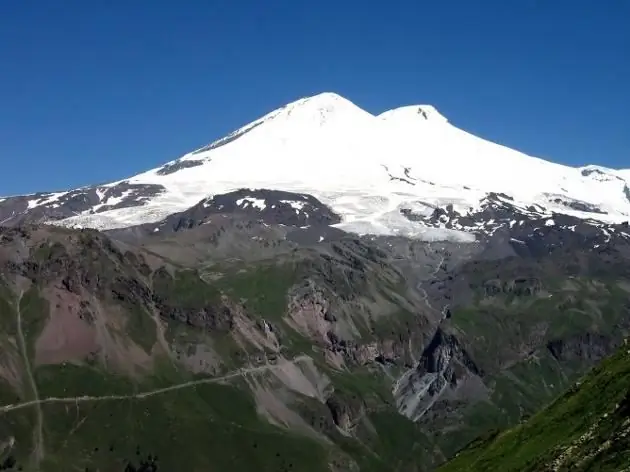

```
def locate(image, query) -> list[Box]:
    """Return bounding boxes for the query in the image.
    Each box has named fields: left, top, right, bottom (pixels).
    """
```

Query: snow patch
left=280, top=199, right=306, bottom=210
left=90, top=189, right=134, bottom=213
left=236, top=197, right=267, bottom=210
left=27, top=192, right=66, bottom=209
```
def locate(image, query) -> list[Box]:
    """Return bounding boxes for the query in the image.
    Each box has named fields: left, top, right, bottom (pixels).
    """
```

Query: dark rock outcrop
left=0, top=182, right=166, bottom=226
left=156, top=159, right=204, bottom=176
left=546, top=333, right=617, bottom=363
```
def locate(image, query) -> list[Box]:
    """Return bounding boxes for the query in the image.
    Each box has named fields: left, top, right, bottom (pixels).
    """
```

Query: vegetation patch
left=34, top=363, right=136, bottom=398
left=439, top=345, right=630, bottom=472
left=33, top=382, right=331, bottom=472
left=124, top=304, right=158, bottom=354
left=213, top=263, right=300, bottom=320
left=18, top=286, right=49, bottom=359
left=0, top=279, right=16, bottom=336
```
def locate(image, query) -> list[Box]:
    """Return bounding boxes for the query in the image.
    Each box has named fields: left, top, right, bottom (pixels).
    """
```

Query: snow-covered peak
left=285, top=92, right=364, bottom=114
left=274, top=91, right=375, bottom=128
left=11, top=91, right=630, bottom=239
left=379, top=105, right=448, bottom=124
left=186, top=92, right=373, bottom=158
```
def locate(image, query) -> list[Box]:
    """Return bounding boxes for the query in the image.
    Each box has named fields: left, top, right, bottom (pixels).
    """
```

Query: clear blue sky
left=1, top=0, right=628, bottom=195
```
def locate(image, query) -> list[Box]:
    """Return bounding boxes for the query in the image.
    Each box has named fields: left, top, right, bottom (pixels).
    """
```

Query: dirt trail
left=416, top=252, right=446, bottom=316
left=410, top=247, right=452, bottom=323
left=16, top=290, right=45, bottom=465
left=0, top=354, right=310, bottom=415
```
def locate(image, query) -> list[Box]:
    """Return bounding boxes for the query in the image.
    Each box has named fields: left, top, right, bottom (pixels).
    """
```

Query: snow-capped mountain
left=2, top=92, right=630, bottom=240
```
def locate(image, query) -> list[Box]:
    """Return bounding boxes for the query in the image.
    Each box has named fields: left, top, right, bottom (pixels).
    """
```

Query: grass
left=327, top=366, right=393, bottom=404
left=1, top=361, right=335, bottom=472
left=164, top=313, right=246, bottom=373
left=0, top=405, right=36, bottom=468
left=436, top=339, right=563, bottom=452
left=34, top=363, right=137, bottom=398
left=153, top=268, right=222, bottom=312
left=435, top=400, right=509, bottom=460
left=486, top=352, right=574, bottom=424
left=434, top=274, right=630, bottom=466
left=35, top=381, right=331, bottom=472
left=0, top=279, right=16, bottom=336
left=371, top=309, right=418, bottom=341
left=124, top=304, right=158, bottom=354
left=32, top=241, right=67, bottom=263
left=204, top=262, right=325, bottom=361
left=365, top=410, right=435, bottom=471
left=450, top=276, right=628, bottom=372
left=18, top=286, right=49, bottom=360
left=292, top=366, right=436, bottom=472
left=0, top=377, right=21, bottom=406
left=439, top=344, right=630, bottom=472
left=213, top=263, right=299, bottom=320
left=319, top=362, right=440, bottom=471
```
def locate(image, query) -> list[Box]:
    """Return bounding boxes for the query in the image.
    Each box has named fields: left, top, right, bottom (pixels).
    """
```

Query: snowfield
left=15, top=92, right=630, bottom=239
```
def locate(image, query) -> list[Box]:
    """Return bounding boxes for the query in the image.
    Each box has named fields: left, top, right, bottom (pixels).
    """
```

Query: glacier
left=8, top=92, right=630, bottom=239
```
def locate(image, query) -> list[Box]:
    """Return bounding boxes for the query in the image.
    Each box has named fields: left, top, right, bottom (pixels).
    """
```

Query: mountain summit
left=2, top=92, right=629, bottom=236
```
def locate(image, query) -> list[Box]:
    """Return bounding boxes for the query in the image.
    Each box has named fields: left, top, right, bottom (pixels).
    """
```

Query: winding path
left=0, top=354, right=310, bottom=415
left=15, top=290, right=45, bottom=465
left=416, top=251, right=448, bottom=318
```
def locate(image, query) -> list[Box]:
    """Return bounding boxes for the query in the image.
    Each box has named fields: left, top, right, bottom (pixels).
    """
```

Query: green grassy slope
left=438, top=341, right=630, bottom=472
left=0, top=359, right=442, bottom=472
left=0, top=367, right=331, bottom=472
left=426, top=266, right=630, bottom=459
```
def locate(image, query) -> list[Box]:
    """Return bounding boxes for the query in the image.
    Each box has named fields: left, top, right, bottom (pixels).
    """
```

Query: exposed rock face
left=155, top=159, right=204, bottom=176
left=187, top=188, right=341, bottom=228
left=105, top=188, right=341, bottom=241
left=546, top=333, right=618, bottom=363
left=151, top=267, right=234, bottom=333
left=482, top=277, right=543, bottom=297
left=394, top=328, right=481, bottom=422
left=191, top=121, right=264, bottom=154
left=325, top=393, right=365, bottom=431
left=400, top=192, right=630, bottom=258
left=286, top=283, right=334, bottom=344
left=548, top=196, right=607, bottom=214
left=0, top=182, right=165, bottom=226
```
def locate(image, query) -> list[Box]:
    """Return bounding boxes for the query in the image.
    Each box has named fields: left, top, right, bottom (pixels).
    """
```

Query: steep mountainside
left=1, top=186, right=630, bottom=470
left=0, top=221, right=449, bottom=471
left=438, top=342, right=630, bottom=472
